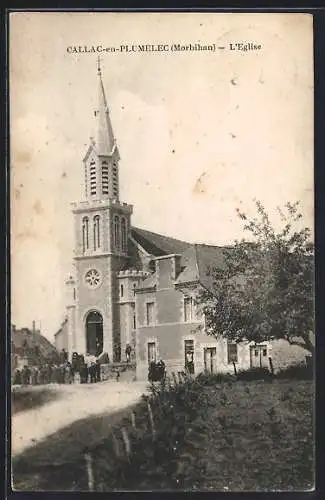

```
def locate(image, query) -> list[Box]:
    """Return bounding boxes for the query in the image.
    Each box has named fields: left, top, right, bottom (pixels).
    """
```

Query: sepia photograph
left=10, top=12, right=314, bottom=491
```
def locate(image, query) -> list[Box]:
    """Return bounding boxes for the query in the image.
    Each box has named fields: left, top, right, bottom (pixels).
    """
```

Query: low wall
left=269, top=340, right=310, bottom=372
left=100, top=362, right=136, bottom=381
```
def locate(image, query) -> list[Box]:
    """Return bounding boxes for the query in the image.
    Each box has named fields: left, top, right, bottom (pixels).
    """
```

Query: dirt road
left=12, top=380, right=149, bottom=457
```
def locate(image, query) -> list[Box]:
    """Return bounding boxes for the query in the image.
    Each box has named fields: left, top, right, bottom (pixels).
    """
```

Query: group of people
left=13, top=351, right=102, bottom=386
left=12, top=344, right=136, bottom=386
left=13, top=362, right=75, bottom=386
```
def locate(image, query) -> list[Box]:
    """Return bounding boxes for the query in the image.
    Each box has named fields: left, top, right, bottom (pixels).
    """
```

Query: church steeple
left=83, top=58, right=120, bottom=201
left=96, top=57, right=117, bottom=157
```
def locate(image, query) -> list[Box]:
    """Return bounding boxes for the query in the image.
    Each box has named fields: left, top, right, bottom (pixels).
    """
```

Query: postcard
left=10, top=12, right=314, bottom=492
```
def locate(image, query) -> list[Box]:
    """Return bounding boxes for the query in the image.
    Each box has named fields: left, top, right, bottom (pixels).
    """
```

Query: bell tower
left=68, top=59, right=133, bottom=362
left=84, top=58, right=120, bottom=202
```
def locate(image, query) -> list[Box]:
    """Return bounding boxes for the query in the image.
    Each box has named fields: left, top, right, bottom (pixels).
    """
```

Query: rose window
left=85, top=269, right=101, bottom=288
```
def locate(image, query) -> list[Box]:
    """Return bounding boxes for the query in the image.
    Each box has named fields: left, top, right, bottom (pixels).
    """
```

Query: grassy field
left=12, top=377, right=314, bottom=492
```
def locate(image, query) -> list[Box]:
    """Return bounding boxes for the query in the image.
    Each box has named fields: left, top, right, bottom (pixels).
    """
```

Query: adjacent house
left=135, top=247, right=269, bottom=380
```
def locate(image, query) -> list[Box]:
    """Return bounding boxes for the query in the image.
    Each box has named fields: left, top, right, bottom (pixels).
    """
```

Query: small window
left=184, top=297, right=193, bottom=322
left=147, top=342, right=156, bottom=363
left=255, top=349, right=259, bottom=357
left=114, top=215, right=120, bottom=248
left=93, top=215, right=100, bottom=250
left=121, top=217, right=127, bottom=252
left=184, top=340, right=195, bottom=374
left=120, top=284, right=124, bottom=297
left=263, top=348, right=267, bottom=357
left=146, top=302, right=155, bottom=326
left=227, top=342, right=238, bottom=364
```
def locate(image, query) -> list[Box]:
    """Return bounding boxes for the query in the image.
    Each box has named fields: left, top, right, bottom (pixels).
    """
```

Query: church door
left=86, top=311, right=103, bottom=356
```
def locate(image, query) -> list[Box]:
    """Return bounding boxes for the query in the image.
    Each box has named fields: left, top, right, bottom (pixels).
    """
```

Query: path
left=12, top=380, right=149, bottom=457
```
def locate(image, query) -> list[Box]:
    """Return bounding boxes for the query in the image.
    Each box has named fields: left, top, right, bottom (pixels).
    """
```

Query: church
left=57, top=63, right=272, bottom=380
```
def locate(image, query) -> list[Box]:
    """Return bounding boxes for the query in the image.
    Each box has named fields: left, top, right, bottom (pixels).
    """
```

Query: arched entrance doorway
left=85, top=310, right=103, bottom=356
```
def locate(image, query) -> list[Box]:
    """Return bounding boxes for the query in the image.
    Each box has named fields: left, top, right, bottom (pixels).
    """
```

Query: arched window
left=114, top=215, right=120, bottom=249
left=82, top=216, right=89, bottom=253
left=121, top=217, right=127, bottom=252
left=93, top=215, right=100, bottom=250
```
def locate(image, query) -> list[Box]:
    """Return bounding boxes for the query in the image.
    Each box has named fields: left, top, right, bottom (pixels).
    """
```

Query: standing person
left=65, top=362, right=72, bottom=384
left=157, top=359, right=166, bottom=381
left=148, top=361, right=156, bottom=382
left=30, top=366, right=36, bottom=385
left=14, top=369, right=21, bottom=385
left=89, top=362, right=96, bottom=383
left=25, top=365, right=31, bottom=385
left=125, top=344, right=132, bottom=363
left=60, top=348, right=68, bottom=365
left=80, top=362, right=88, bottom=384
left=95, top=339, right=102, bottom=358
left=95, top=359, right=101, bottom=383
left=59, top=364, right=65, bottom=384
left=36, top=366, right=41, bottom=385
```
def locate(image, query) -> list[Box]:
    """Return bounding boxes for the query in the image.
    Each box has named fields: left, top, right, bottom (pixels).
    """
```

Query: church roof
left=131, top=226, right=192, bottom=256
left=130, top=226, right=228, bottom=290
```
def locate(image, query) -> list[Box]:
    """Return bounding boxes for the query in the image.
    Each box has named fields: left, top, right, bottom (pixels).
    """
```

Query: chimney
left=32, top=320, right=36, bottom=333
left=173, top=255, right=182, bottom=280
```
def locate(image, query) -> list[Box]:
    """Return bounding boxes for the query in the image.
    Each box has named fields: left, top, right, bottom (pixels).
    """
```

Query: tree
left=197, top=200, right=314, bottom=355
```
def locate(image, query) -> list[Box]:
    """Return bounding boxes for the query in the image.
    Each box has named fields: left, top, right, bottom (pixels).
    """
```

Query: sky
left=10, top=12, right=314, bottom=342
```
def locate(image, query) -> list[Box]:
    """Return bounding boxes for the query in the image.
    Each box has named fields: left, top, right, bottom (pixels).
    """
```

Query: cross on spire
left=97, top=55, right=102, bottom=76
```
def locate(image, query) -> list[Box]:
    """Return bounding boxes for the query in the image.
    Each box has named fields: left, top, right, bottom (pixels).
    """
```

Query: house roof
left=54, top=318, right=68, bottom=337
left=130, top=226, right=228, bottom=290
left=12, top=326, right=58, bottom=358
left=175, top=244, right=226, bottom=288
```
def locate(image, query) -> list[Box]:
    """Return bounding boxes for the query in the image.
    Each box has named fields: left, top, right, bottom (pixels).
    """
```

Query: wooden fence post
left=84, top=451, right=94, bottom=492
left=233, top=362, right=237, bottom=376
left=269, top=357, right=274, bottom=376
left=147, top=401, right=156, bottom=439
left=121, top=427, right=131, bottom=458
left=112, top=430, right=123, bottom=459
left=131, top=411, right=136, bottom=430
left=171, top=371, right=178, bottom=386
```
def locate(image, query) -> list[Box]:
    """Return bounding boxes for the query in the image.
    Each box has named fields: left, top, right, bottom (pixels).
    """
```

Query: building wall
left=269, top=339, right=309, bottom=372
left=118, top=272, right=146, bottom=361
left=54, top=323, right=69, bottom=352
left=136, top=321, right=254, bottom=381
left=135, top=255, right=254, bottom=381
left=75, top=255, right=112, bottom=355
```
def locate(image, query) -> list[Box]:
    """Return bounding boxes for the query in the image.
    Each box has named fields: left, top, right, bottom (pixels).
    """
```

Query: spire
left=96, top=56, right=116, bottom=156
